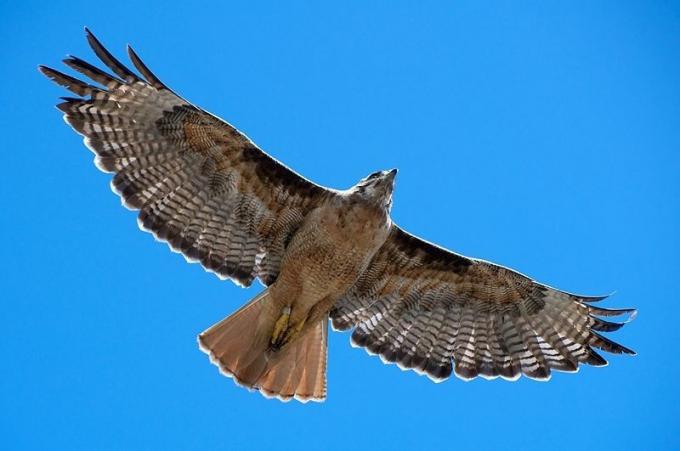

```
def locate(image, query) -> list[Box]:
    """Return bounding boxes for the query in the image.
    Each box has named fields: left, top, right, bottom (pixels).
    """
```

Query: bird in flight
left=40, top=29, right=636, bottom=403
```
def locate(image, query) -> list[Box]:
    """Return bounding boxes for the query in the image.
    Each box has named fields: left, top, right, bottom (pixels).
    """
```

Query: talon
left=270, top=306, right=291, bottom=349
left=281, top=317, right=306, bottom=346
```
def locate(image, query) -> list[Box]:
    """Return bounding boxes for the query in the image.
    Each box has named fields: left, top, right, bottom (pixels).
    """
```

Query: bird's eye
left=368, top=171, right=381, bottom=180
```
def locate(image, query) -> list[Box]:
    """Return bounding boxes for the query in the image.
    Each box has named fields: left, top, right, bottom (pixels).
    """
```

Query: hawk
left=41, top=29, right=636, bottom=403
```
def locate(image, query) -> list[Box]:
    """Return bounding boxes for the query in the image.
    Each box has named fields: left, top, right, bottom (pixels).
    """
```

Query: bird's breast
left=277, top=202, right=390, bottom=301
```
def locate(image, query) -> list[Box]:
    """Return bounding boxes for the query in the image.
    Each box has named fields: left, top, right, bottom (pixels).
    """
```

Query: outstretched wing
left=41, top=29, right=334, bottom=287
left=331, top=225, right=636, bottom=382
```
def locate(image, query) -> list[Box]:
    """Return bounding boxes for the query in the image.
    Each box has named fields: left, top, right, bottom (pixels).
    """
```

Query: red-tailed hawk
left=41, top=29, right=636, bottom=403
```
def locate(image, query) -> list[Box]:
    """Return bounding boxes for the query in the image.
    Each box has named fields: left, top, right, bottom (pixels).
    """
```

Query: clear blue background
left=2, top=1, right=678, bottom=450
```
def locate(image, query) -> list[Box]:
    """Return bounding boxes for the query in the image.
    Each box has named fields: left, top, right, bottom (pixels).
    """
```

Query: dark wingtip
left=56, top=96, right=82, bottom=113
left=84, top=27, right=138, bottom=82
left=62, top=53, right=123, bottom=86
left=84, top=27, right=101, bottom=49
left=578, top=294, right=610, bottom=303
left=84, top=26, right=95, bottom=43
left=39, top=65, right=99, bottom=97
left=560, top=288, right=615, bottom=303
left=589, top=306, right=638, bottom=322
left=63, top=53, right=80, bottom=63
left=126, top=44, right=168, bottom=90
left=584, top=348, right=608, bottom=367
left=590, top=316, right=626, bottom=332
left=590, top=331, right=636, bottom=356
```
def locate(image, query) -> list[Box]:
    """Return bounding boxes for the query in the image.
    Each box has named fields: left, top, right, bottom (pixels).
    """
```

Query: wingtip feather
left=84, top=27, right=138, bottom=82
left=126, top=44, right=168, bottom=90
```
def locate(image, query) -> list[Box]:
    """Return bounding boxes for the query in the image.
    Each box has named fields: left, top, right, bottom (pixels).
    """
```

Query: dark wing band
left=41, top=29, right=333, bottom=287
left=331, top=225, right=636, bottom=382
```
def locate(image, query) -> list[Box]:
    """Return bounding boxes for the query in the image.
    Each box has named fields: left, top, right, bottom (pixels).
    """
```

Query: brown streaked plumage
left=41, top=29, right=636, bottom=403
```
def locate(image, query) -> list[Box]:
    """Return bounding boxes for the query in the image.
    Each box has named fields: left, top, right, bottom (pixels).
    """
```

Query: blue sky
left=2, top=1, right=678, bottom=450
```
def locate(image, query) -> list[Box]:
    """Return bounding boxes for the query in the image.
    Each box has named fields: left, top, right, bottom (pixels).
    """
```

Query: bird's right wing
left=41, top=29, right=336, bottom=287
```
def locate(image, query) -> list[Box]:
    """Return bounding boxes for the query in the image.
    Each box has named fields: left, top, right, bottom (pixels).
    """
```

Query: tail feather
left=198, top=290, right=328, bottom=403
left=259, top=319, right=328, bottom=401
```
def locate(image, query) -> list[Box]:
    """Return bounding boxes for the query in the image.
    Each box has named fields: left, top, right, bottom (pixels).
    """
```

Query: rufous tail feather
left=198, top=290, right=328, bottom=403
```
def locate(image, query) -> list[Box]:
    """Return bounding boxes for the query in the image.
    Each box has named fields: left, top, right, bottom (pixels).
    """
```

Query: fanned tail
left=198, top=290, right=328, bottom=403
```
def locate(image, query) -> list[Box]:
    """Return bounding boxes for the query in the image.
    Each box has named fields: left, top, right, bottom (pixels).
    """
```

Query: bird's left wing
left=41, top=29, right=335, bottom=287
left=331, top=225, right=636, bottom=382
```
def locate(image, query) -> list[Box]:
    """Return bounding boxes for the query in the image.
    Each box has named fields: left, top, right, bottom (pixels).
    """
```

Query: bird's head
left=352, top=168, right=398, bottom=211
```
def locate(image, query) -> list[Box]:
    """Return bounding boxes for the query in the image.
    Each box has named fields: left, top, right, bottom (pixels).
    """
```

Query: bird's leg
left=276, top=296, right=335, bottom=349
left=269, top=310, right=308, bottom=352
left=270, top=306, right=291, bottom=350
left=279, top=316, right=307, bottom=347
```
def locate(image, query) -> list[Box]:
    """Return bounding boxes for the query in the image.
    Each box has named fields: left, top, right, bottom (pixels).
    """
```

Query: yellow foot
left=270, top=306, right=291, bottom=349
left=280, top=317, right=306, bottom=347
